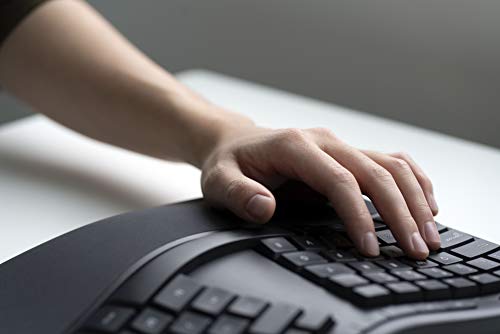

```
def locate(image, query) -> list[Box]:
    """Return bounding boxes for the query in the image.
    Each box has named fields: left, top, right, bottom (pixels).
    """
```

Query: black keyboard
left=68, top=200, right=500, bottom=334
left=3, top=199, right=500, bottom=334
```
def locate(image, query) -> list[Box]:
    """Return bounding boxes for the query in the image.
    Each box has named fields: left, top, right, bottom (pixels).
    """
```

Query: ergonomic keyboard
left=2, top=199, right=500, bottom=334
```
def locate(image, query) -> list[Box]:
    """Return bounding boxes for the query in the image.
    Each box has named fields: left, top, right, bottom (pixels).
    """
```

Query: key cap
left=376, top=259, right=410, bottom=271
left=228, top=296, right=268, bottom=318
left=376, top=230, right=397, bottom=245
left=418, top=267, right=453, bottom=279
left=380, top=245, right=405, bottom=258
left=280, top=251, right=328, bottom=270
left=248, top=303, right=302, bottom=334
left=325, top=249, right=357, bottom=262
left=169, top=312, right=212, bottom=334
left=284, top=329, right=310, bottom=334
left=191, top=287, right=235, bottom=316
left=401, top=258, right=438, bottom=269
left=130, top=308, right=172, bottom=334
left=328, top=234, right=354, bottom=249
left=291, top=236, right=325, bottom=251
left=440, top=230, right=473, bottom=249
left=294, top=311, right=335, bottom=333
left=467, top=258, right=500, bottom=271
left=348, top=261, right=384, bottom=273
left=488, top=250, right=500, bottom=262
left=428, top=252, right=462, bottom=265
left=452, top=240, right=499, bottom=259
left=435, top=222, right=447, bottom=233
left=443, top=263, right=478, bottom=276
left=260, top=237, right=298, bottom=259
left=85, top=305, right=135, bottom=333
left=328, top=273, right=369, bottom=289
left=392, top=270, right=427, bottom=281
left=414, top=280, right=452, bottom=300
left=469, top=273, right=500, bottom=295
left=352, top=284, right=392, bottom=307
left=443, top=278, right=479, bottom=298
left=207, top=314, right=249, bottom=334
left=303, top=263, right=354, bottom=283
left=386, top=282, right=422, bottom=303
left=363, top=272, right=399, bottom=284
left=154, top=275, right=203, bottom=313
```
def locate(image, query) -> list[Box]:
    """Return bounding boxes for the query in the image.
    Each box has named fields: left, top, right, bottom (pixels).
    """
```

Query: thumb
left=202, top=162, right=276, bottom=223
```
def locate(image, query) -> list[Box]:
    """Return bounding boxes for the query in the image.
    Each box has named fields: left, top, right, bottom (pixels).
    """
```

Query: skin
left=0, top=0, right=440, bottom=259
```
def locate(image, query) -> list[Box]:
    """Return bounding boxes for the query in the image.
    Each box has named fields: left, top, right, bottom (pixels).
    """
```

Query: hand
left=201, top=125, right=440, bottom=260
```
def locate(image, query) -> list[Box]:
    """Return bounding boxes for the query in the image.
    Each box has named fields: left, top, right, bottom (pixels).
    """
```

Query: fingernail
left=411, top=232, right=429, bottom=256
left=246, top=194, right=272, bottom=221
left=429, top=193, right=439, bottom=213
left=362, top=232, right=380, bottom=257
left=423, top=221, right=441, bottom=245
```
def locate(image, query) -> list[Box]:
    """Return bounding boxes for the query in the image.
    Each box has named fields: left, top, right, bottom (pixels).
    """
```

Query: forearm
left=0, top=0, right=251, bottom=167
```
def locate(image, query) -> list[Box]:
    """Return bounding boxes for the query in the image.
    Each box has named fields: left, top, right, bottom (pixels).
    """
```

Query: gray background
left=1, top=0, right=499, bottom=147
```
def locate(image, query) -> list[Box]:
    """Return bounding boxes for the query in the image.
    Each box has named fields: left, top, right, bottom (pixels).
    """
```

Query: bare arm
left=0, top=0, right=440, bottom=259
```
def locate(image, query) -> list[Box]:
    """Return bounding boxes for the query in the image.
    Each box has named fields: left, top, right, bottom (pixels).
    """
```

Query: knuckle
left=418, top=174, right=434, bottom=191
left=332, top=168, right=357, bottom=186
left=388, top=158, right=412, bottom=174
left=277, top=128, right=308, bottom=144
left=225, top=178, right=247, bottom=201
left=201, top=163, right=227, bottom=190
left=367, top=165, right=393, bottom=182
left=310, top=127, right=337, bottom=139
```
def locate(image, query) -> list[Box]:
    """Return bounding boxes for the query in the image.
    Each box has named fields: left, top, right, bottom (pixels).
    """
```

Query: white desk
left=1, top=70, right=500, bottom=265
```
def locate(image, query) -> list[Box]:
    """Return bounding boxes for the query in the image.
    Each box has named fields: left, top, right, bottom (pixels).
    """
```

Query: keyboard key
left=280, top=251, right=328, bottom=270
left=414, top=280, right=452, bottom=300
left=228, top=296, right=268, bottom=318
left=294, top=311, right=335, bottom=332
left=169, top=312, right=212, bottom=334
left=443, top=263, right=478, bottom=276
left=348, top=261, right=384, bottom=273
left=328, top=273, right=369, bottom=289
left=452, top=240, right=499, bottom=259
left=401, top=258, right=438, bottom=269
left=428, top=252, right=462, bottom=265
left=418, top=267, right=453, bottom=279
left=248, top=303, right=302, bottom=334
left=291, top=236, right=325, bottom=251
left=488, top=250, right=500, bottom=262
left=154, top=275, right=203, bottom=313
left=207, top=314, right=249, bottom=334
left=467, top=258, right=500, bottom=271
left=324, top=233, right=354, bottom=249
left=304, top=263, right=354, bottom=283
left=385, top=282, right=422, bottom=303
left=363, top=272, right=399, bottom=284
left=380, top=245, right=405, bottom=258
left=435, top=222, right=447, bottom=233
left=352, top=284, right=392, bottom=307
left=376, top=230, right=397, bottom=245
left=130, top=308, right=172, bottom=334
left=469, top=273, right=500, bottom=295
left=284, top=329, right=310, bottom=334
left=260, top=237, right=297, bottom=258
left=325, top=249, right=357, bottom=262
left=443, top=278, right=479, bottom=298
left=376, top=259, right=410, bottom=271
left=191, top=287, right=235, bottom=316
left=85, top=305, right=135, bottom=332
left=392, top=270, right=427, bottom=281
left=439, top=230, right=473, bottom=249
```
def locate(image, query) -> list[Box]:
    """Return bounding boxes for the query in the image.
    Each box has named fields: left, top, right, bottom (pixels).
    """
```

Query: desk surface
left=1, top=70, right=500, bottom=264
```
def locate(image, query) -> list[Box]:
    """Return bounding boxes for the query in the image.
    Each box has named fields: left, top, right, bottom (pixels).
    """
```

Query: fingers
left=362, top=150, right=440, bottom=250
left=269, top=130, right=379, bottom=257
left=389, top=152, right=439, bottom=215
left=201, top=160, right=276, bottom=223
left=310, top=129, right=428, bottom=259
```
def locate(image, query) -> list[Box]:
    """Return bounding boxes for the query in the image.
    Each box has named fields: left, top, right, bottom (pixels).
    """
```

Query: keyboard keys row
left=83, top=273, right=334, bottom=334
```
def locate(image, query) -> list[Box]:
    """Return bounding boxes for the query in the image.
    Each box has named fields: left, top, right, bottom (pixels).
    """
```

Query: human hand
left=200, top=125, right=439, bottom=260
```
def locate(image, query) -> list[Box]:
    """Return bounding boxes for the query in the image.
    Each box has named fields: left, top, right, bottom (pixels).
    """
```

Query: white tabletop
left=1, top=70, right=500, bottom=264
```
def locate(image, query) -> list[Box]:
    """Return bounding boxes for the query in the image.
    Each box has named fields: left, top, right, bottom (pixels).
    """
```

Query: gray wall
left=1, top=0, right=499, bottom=147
